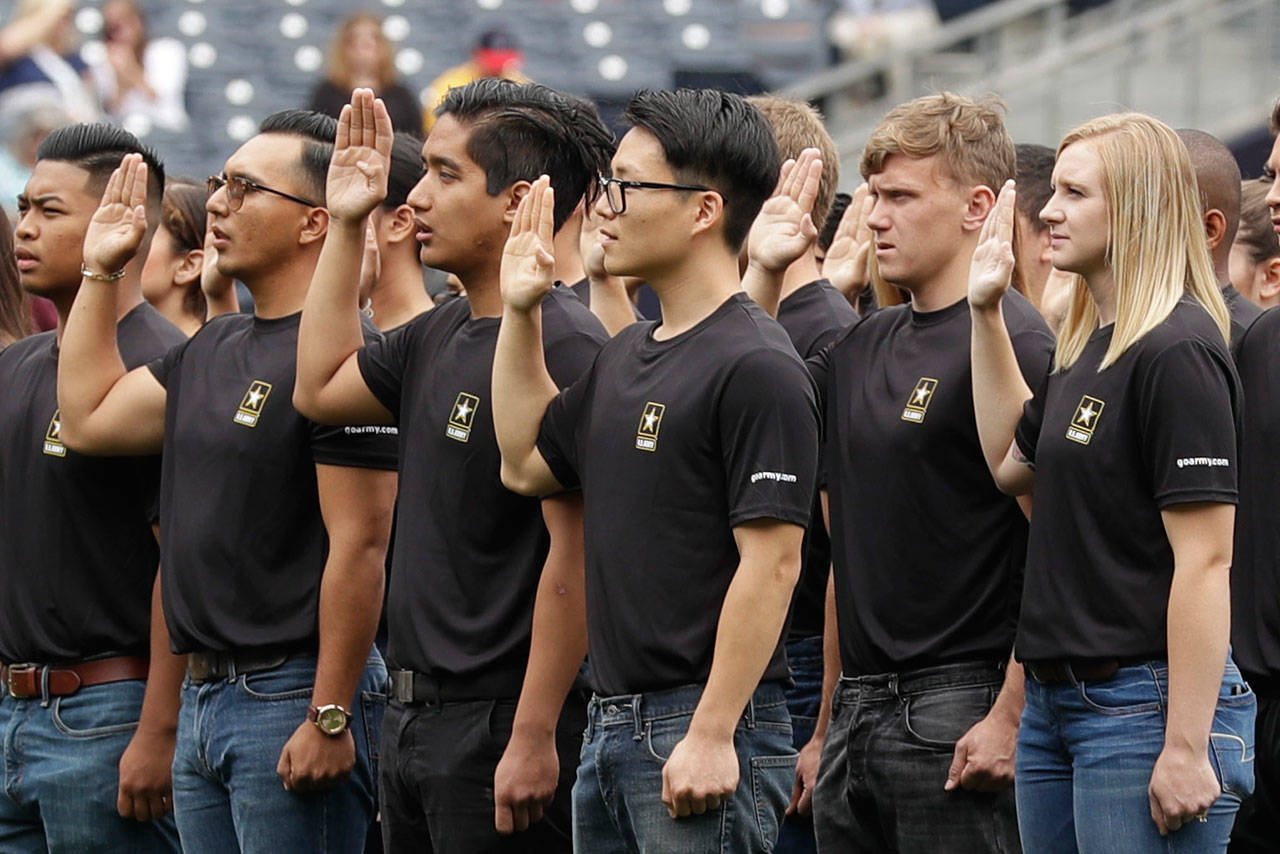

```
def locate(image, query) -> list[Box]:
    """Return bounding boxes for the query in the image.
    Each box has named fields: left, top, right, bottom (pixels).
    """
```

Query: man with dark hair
left=491, top=87, right=818, bottom=852
left=359, top=131, right=432, bottom=331
left=1012, top=142, right=1055, bottom=310
left=55, top=109, right=398, bottom=852
left=1228, top=97, right=1280, bottom=854
left=0, top=123, right=183, bottom=851
left=1178, top=128, right=1261, bottom=355
left=293, top=84, right=611, bottom=853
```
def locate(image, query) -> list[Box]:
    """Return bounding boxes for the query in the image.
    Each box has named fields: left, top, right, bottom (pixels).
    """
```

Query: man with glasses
left=490, top=88, right=819, bottom=852
left=293, top=83, right=612, bottom=852
left=56, top=110, right=398, bottom=853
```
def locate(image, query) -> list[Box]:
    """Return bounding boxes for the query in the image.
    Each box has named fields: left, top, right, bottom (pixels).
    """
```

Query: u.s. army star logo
left=636, top=402, right=665, bottom=451
left=43, top=409, right=66, bottom=457
left=446, top=392, right=480, bottom=443
left=901, top=377, right=938, bottom=423
left=1066, top=395, right=1105, bottom=445
left=234, top=381, right=272, bottom=427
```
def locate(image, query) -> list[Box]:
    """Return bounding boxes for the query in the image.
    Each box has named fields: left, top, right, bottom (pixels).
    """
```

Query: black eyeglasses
left=598, top=175, right=719, bottom=215
left=207, top=174, right=319, bottom=212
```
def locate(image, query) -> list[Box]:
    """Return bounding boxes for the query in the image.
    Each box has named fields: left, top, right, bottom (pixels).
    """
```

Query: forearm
left=1164, top=561, right=1230, bottom=753
left=988, top=654, right=1025, bottom=725
left=312, top=545, right=385, bottom=711
left=587, top=275, right=638, bottom=336
left=135, top=573, right=185, bottom=737
left=493, top=306, right=558, bottom=493
left=741, top=260, right=785, bottom=318
left=58, top=276, right=128, bottom=446
left=296, top=218, right=368, bottom=413
left=970, top=303, right=1031, bottom=477
left=0, top=1, right=68, bottom=62
left=690, top=555, right=799, bottom=738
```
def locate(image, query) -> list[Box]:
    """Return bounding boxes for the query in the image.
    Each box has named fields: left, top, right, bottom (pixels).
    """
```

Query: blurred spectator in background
left=0, top=102, right=70, bottom=217
left=1230, top=179, right=1280, bottom=310
left=308, top=13, right=421, bottom=136
left=92, top=0, right=188, bottom=133
left=421, top=28, right=529, bottom=133
left=827, top=0, right=938, bottom=64
left=141, top=178, right=206, bottom=337
left=0, top=206, right=30, bottom=349
left=0, top=0, right=97, bottom=127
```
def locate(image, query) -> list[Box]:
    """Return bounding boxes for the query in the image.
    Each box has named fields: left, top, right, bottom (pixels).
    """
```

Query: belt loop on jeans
left=743, top=694, right=757, bottom=729
left=39, top=666, right=51, bottom=708
left=631, top=694, right=643, bottom=742
left=888, top=673, right=900, bottom=700
left=584, top=695, right=597, bottom=743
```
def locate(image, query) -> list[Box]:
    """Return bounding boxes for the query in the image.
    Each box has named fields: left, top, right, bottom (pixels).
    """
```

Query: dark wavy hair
left=0, top=207, right=30, bottom=348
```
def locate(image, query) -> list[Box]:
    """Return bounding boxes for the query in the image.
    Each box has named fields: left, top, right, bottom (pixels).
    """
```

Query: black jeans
left=379, top=693, right=585, bottom=854
left=1230, top=691, right=1279, bottom=853
left=813, top=660, right=1020, bottom=853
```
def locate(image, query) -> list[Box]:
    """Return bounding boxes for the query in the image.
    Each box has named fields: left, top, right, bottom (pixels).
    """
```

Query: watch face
left=317, top=706, right=348, bottom=734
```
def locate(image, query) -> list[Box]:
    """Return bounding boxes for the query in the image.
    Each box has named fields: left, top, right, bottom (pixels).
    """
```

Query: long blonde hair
left=1053, top=113, right=1229, bottom=371
left=326, top=14, right=398, bottom=92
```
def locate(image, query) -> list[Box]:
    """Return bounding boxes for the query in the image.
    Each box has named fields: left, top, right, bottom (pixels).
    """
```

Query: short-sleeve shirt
left=0, top=303, right=183, bottom=663
left=148, top=312, right=397, bottom=654
left=1223, top=284, right=1263, bottom=360
left=1229, top=307, right=1280, bottom=684
left=775, top=279, right=858, bottom=639
left=537, top=292, right=820, bottom=696
left=1014, top=298, right=1240, bottom=660
left=808, top=293, right=1054, bottom=676
left=358, top=289, right=607, bottom=694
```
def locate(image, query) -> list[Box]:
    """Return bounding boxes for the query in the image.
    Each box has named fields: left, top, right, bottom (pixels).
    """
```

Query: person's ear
left=503, top=180, right=533, bottom=226
left=688, top=190, right=726, bottom=240
left=1204, top=209, right=1229, bottom=251
left=1258, top=256, right=1280, bottom=302
left=385, top=204, right=417, bottom=245
left=299, top=206, right=329, bottom=246
left=174, top=248, right=204, bottom=286
left=962, top=184, right=997, bottom=233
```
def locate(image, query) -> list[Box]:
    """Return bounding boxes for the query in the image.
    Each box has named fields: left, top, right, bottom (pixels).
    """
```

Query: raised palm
left=83, top=153, right=149, bottom=276
left=822, top=184, right=874, bottom=300
left=326, top=88, right=393, bottom=223
left=969, top=180, right=1017, bottom=310
left=746, top=148, right=822, bottom=274
left=501, top=175, right=556, bottom=313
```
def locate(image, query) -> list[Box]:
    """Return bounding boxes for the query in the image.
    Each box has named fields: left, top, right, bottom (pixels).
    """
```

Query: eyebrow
left=427, top=155, right=463, bottom=173
left=19, top=194, right=64, bottom=205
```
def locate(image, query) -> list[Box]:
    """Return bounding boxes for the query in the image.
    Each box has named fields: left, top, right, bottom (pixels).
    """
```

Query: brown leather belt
left=1024, top=657, right=1150, bottom=685
left=186, top=649, right=308, bottom=683
left=2, top=656, right=150, bottom=699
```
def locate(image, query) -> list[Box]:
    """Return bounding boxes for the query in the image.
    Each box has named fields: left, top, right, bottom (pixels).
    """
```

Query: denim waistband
left=837, top=659, right=1006, bottom=699
left=585, top=681, right=787, bottom=741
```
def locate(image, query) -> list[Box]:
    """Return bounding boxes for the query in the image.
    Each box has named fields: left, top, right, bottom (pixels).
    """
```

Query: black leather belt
left=187, top=649, right=309, bottom=683
left=389, top=668, right=519, bottom=705
left=1024, top=657, right=1151, bottom=685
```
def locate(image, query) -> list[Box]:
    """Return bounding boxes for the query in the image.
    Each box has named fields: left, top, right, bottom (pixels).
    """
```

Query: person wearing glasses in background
left=55, top=110, right=398, bottom=853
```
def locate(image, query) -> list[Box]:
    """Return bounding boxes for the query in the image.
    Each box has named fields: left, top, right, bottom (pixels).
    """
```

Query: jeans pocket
left=1208, top=695, right=1257, bottom=799
left=645, top=714, right=691, bottom=764
left=51, top=683, right=145, bottom=739
left=238, top=669, right=313, bottom=702
left=1076, top=668, right=1164, bottom=716
left=902, top=683, right=995, bottom=748
left=750, top=754, right=797, bottom=852
left=361, top=691, right=386, bottom=766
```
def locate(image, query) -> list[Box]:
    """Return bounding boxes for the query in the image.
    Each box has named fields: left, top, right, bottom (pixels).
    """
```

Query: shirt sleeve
left=356, top=319, right=416, bottom=417
left=720, top=348, right=820, bottom=528
left=1138, top=339, right=1239, bottom=507
left=535, top=370, right=592, bottom=491
left=1014, top=369, right=1050, bottom=464
left=805, top=342, right=835, bottom=490
left=146, top=336, right=191, bottom=388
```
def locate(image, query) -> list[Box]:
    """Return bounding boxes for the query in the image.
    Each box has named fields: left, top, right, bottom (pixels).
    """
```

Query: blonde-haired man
left=801, top=93, right=1054, bottom=852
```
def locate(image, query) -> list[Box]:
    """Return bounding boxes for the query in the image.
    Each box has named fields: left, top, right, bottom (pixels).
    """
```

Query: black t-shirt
left=1223, top=284, right=1263, bottom=360
left=0, top=303, right=184, bottom=663
left=537, top=292, right=820, bottom=695
left=775, top=279, right=858, bottom=639
left=1014, top=298, right=1239, bottom=660
left=809, top=293, right=1054, bottom=676
left=148, top=312, right=397, bottom=654
left=1229, top=307, right=1280, bottom=683
left=358, top=289, right=607, bottom=694
left=567, top=277, right=644, bottom=321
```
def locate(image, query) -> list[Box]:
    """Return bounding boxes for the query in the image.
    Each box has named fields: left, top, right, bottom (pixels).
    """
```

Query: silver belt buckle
left=391, top=670, right=415, bottom=703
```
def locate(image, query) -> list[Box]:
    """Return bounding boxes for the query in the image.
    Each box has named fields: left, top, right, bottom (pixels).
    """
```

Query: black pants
left=379, top=693, right=585, bottom=854
left=1230, top=692, right=1280, bottom=852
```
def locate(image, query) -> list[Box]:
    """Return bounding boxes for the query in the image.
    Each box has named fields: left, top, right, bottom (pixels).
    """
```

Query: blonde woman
left=968, top=113, right=1255, bottom=851
left=307, top=13, right=420, bottom=134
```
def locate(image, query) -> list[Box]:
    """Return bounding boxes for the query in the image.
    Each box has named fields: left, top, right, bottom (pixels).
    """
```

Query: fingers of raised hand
left=536, top=176, right=555, bottom=245
left=997, top=180, right=1016, bottom=244
left=127, top=157, right=147, bottom=212
left=773, top=157, right=796, bottom=196
left=336, top=103, right=352, bottom=150
left=794, top=148, right=823, bottom=213
left=374, top=96, right=394, bottom=154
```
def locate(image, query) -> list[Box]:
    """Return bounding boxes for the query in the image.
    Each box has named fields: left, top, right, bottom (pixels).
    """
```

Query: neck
left=905, top=242, right=973, bottom=313
left=457, top=261, right=504, bottom=319
left=55, top=274, right=144, bottom=344
left=552, top=227, right=585, bottom=286
left=650, top=250, right=742, bottom=340
left=1084, top=268, right=1117, bottom=325
left=247, top=255, right=317, bottom=319
left=150, top=287, right=201, bottom=337
left=780, top=251, right=823, bottom=301
left=370, top=257, right=433, bottom=330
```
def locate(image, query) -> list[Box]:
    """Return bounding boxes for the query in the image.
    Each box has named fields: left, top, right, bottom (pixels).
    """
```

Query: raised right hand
left=968, top=180, right=1017, bottom=311
left=822, top=183, right=874, bottom=301
left=745, top=148, right=823, bottom=275
left=500, top=175, right=556, bottom=313
left=326, top=88, right=393, bottom=224
left=83, top=153, right=148, bottom=277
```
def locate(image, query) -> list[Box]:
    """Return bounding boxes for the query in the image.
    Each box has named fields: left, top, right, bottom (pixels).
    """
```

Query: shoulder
left=1237, top=306, right=1280, bottom=361
left=1141, top=299, right=1231, bottom=358
left=542, top=286, right=608, bottom=342
left=0, top=330, right=52, bottom=367
left=1002, top=289, right=1053, bottom=335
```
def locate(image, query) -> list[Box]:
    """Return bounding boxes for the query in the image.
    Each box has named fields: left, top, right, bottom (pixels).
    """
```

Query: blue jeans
left=776, top=636, right=822, bottom=854
left=812, top=660, right=1019, bottom=853
left=574, top=681, right=796, bottom=853
left=1017, top=659, right=1256, bottom=853
left=172, top=653, right=387, bottom=853
left=0, top=679, right=180, bottom=852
